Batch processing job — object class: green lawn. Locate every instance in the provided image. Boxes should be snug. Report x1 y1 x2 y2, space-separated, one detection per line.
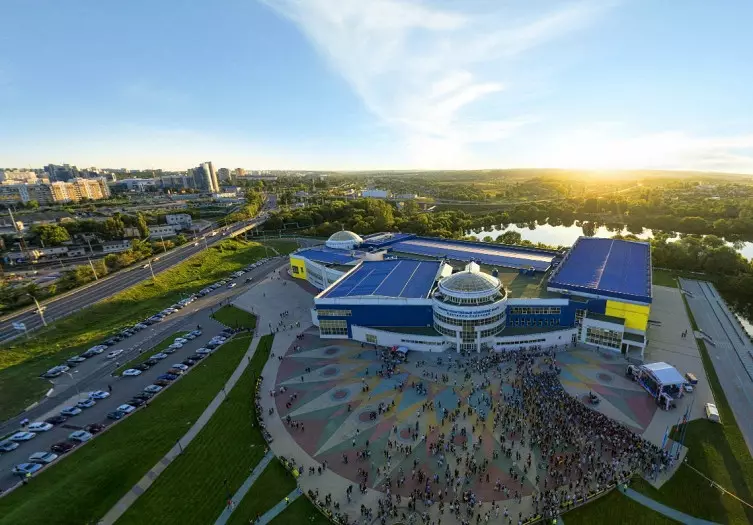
631 297 753 524
117 335 273 525
211 305 257 330
0 239 269 421
0 333 253 525
112 331 188 376
227 459 296 525
652 269 679 288
261 239 300 255
565 489 679 525
268 496 332 525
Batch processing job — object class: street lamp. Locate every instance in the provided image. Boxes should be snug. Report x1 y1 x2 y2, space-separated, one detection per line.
27 294 47 327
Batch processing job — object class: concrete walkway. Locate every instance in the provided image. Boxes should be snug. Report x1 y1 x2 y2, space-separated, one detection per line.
255 488 302 525
215 451 275 525
623 488 720 525
99 330 264 525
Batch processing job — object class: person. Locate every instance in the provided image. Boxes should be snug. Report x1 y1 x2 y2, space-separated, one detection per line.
108 384 112 393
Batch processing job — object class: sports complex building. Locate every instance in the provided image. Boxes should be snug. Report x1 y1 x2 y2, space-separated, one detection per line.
289 231 652 356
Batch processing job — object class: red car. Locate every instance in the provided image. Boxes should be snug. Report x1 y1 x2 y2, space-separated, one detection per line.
50 441 77 454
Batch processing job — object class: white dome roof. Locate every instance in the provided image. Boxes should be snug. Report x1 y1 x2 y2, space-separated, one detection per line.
440 271 500 295
328 230 363 243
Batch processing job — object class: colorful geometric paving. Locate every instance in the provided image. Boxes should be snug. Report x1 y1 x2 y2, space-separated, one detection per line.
273 331 588 503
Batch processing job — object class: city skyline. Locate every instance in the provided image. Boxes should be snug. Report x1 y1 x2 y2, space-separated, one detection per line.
1 1 752 173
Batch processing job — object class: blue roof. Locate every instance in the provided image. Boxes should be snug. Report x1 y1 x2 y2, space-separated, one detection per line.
295 248 356 265
320 259 441 299
360 232 417 249
547 237 652 303
390 237 556 271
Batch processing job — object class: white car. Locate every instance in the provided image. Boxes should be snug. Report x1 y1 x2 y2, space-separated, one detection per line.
227 282 237 289
89 390 111 400
26 422 53 433
122 368 142 377
171 364 189 371
168 343 183 350
60 406 82 417
143 384 163 394
174 338 188 344
77 398 96 409
69 430 93 442
107 349 124 359
29 452 58 464
9 432 36 442
0 440 19 452
196 348 212 355
151 353 168 360
116 404 136 414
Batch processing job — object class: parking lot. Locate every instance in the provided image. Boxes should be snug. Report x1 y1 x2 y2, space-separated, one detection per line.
0 255 286 491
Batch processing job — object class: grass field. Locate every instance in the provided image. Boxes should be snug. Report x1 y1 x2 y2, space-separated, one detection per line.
211 305 257 330
565 489 679 525
0 239 269 421
227 459 296 525
260 239 300 255
652 269 679 288
268 496 332 525
112 331 188 376
117 335 273 525
630 296 753 524
0 333 253 525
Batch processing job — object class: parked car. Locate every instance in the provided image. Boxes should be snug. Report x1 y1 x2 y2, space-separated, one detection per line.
167 368 185 375
158 373 179 381
12 463 43 476
143 384 163 394
27 422 53 432
88 390 110 399
187 354 205 361
174 337 188 344
133 392 155 401
60 406 82 417
168 343 183 350
197 348 212 355
0 440 19 453
66 356 86 366
43 365 70 378
76 399 96 409
45 415 67 425
107 349 124 359
128 398 146 408
181 359 196 367
116 404 136 414
154 379 171 387
10 432 36 442
85 423 106 434
227 282 237 288
171 364 189 372
122 368 142 377
135 363 151 371
50 441 76 454
151 353 168 360
145 358 160 366
69 430 93 442
29 452 58 464
107 411 126 420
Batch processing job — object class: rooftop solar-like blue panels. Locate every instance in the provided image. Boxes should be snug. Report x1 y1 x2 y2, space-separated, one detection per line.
322 259 440 299
360 233 417 249
296 249 356 265
547 237 651 303
390 237 556 271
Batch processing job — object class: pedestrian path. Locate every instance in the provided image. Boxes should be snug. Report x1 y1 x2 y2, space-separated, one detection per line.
215 451 275 525
623 488 719 525
255 488 302 525
98 330 263 525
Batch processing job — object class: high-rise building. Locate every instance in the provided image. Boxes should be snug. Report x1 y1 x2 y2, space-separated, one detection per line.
44 164 78 182
203 161 220 192
190 162 219 192
217 168 231 183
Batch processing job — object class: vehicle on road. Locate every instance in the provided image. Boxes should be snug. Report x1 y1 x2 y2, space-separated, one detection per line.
116 404 136 414
174 337 188 344
107 349 124 359
227 282 237 288
86 423 106 434
143 384 163 393
168 368 185 375
154 379 171 387
171 363 189 371
0 440 19 452
69 430 93 442
50 442 76 454
127 398 146 407
167 343 183 351
12 463 43 476
158 373 179 381
151 353 168 360
29 452 58 464
122 368 142 377
76 399 96 409
10 432 36 442
107 411 126 420
133 392 155 401
27 422 53 432
89 390 111 399
83 345 107 357
43 365 70 378
153 256 161 261
187 354 205 361
66 356 87 366
60 406 82 417
45 415 68 425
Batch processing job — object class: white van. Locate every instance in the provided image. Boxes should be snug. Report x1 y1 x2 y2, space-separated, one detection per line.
705 403 720 423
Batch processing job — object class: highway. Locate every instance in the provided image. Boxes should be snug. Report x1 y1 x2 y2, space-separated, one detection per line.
0 217 266 342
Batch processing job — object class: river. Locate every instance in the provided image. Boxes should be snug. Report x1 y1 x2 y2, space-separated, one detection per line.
467 222 753 260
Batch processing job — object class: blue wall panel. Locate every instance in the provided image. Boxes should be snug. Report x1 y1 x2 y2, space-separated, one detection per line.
317 303 434 337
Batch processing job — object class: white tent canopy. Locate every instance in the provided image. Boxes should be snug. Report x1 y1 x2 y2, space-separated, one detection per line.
642 362 685 386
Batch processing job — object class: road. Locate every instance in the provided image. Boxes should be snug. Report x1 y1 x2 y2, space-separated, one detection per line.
680 278 753 456
0 257 287 489
0 217 266 342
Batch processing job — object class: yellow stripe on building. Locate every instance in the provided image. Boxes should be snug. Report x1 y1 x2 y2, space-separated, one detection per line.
605 300 650 331
289 256 307 279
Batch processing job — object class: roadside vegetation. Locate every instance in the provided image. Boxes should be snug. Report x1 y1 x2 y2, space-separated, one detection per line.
0 239 268 421
211 305 257 330
268 496 332 525
0 334 254 525
117 335 273 525
565 490 678 525
112 331 189 376
226 459 296 525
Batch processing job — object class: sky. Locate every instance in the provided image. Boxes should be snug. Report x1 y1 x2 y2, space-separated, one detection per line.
1 0 752 173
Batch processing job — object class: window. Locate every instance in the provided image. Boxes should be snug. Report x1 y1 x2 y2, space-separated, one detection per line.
400 338 444 346
434 323 456 338
291 266 300 274
366 334 377 344
509 306 561 315
495 337 546 346
320 319 348 336
585 326 622 349
438 291 505 306
433 311 505 328
307 266 323 281
317 309 352 317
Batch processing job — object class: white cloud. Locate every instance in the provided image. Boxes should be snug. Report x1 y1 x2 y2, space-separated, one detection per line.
262 0 608 167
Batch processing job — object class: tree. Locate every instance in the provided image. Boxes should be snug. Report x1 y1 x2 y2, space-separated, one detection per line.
34 224 71 246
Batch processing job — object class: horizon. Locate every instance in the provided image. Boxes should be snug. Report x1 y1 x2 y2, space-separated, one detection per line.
1 1 752 173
